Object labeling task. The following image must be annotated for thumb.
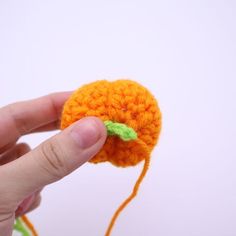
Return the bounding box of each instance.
[0,117,107,203]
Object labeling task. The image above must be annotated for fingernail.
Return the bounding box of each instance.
[70,118,102,149]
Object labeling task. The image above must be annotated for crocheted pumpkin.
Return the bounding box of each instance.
[61,79,161,167]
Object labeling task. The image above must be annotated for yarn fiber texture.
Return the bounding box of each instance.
[61,79,161,167]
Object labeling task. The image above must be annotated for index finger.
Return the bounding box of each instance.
[0,92,71,149]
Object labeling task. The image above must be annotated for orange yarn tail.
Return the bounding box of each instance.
[21,215,38,236]
[105,155,151,236]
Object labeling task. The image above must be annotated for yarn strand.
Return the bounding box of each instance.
[21,215,38,236]
[105,146,151,236]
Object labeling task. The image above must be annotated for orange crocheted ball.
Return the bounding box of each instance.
[60,79,161,167]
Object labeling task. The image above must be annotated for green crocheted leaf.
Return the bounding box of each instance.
[104,121,137,141]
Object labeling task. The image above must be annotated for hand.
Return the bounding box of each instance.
[0,92,107,236]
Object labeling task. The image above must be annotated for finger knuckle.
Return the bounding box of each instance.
[40,139,68,180]
[5,103,31,135]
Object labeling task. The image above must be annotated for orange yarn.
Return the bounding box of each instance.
[21,215,38,236]
[61,79,162,235]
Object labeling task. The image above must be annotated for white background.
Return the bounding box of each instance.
[1,0,236,235]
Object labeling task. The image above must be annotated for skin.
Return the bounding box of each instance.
[0,92,107,236]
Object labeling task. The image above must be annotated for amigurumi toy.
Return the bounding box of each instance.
[14,79,162,236]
